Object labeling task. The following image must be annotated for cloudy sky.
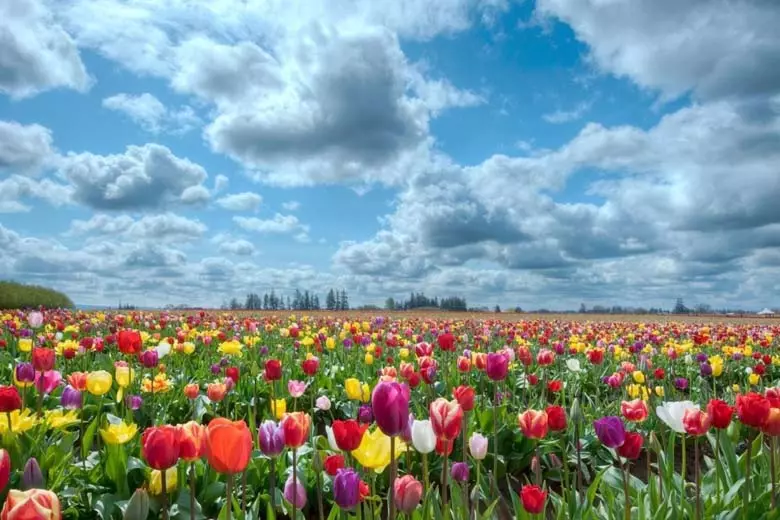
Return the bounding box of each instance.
[2,0,780,310]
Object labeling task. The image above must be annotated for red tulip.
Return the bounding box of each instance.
[323,454,345,476]
[452,386,475,412]
[302,358,319,376]
[371,381,411,437]
[264,359,282,381]
[536,349,555,366]
[547,380,562,393]
[706,399,734,429]
[117,330,142,355]
[617,432,644,459]
[178,421,206,462]
[225,367,240,384]
[457,356,471,373]
[0,386,22,413]
[621,399,649,423]
[0,449,10,492]
[31,348,54,372]
[141,425,181,470]
[1,489,60,520]
[682,409,711,436]
[518,410,548,439]
[520,485,547,514]
[737,392,771,429]
[766,388,780,409]
[545,405,567,431]
[282,412,311,448]
[437,332,455,352]
[429,398,463,441]
[332,420,368,451]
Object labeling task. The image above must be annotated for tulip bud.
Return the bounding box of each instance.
[22,457,44,489]
[123,488,150,520]
[530,455,540,476]
[570,397,583,424]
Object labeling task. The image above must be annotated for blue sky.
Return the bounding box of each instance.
[2,0,780,310]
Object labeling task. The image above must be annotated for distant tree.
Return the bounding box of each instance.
[340,290,349,310]
[385,297,396,310]
[229,298,241,310]
[326,289,336,310]
[494,305,501,313]
[674,298,688,314]
[579,303,587,313]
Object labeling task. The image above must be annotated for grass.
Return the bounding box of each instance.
[0,280,74,309]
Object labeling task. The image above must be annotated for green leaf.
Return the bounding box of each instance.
[479,498,500,520]
[95,493,120,520]
[81,415,99,459]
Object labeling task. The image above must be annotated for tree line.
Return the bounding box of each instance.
[384,292,468,311]
[226,288,350,311]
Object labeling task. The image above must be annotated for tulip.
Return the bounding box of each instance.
[22,457,44,489]
[429,398,463,440]
[358,405,374,424]
[281,412,311,448]
[469,433,488,460]
[545,405,567,431]
[411,419,436,454]
[142,425,181,470]
[324,454,345,476]
[593,416,626,448]
[656,401,698,433]
[271,398,286,420]
[315,396,331,411]
[258,420,285,457]
[85,371,112,396]
[351,427,407,472]
[118,330,143,355]
[345,378,363,400]
[682,409,711,436]
[31,347,55,372]
[1,489,61,520]
[205,418,252,474]
[394,475,423,514]
[452,385,475,412]
[518,410,549,440]
[520,484,547,514]
[288,380,307,398]
[736,392,771,429]
[617,432,644,460]
[621,399,649,423]
[27,311,43,328]
[0,449,9,492]
[178,421,206,462]
[264,359,282,381]
[101,422,139,445]
[184,384,199,400]
[371,381,411,437]
[14,363,35,385]
[124,488,150,520]
[207,382,227,403]
[763,408,780,436]
[140,350,159,368]
[149,467,178,495]
[302,357,319,376]
[485,352,509,381]
[451,462,469,482]
[332,419,369,452]
[284,474,307,508]
[333,468,361,510]
[0,386,22,414]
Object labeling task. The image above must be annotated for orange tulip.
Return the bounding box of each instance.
[178,421,206,462]
[518,410,548,439]
[1,489,60,520]
[282,412,311,448]
[67,372,88,392]
[205,418,252,474]
[207,382,227,403]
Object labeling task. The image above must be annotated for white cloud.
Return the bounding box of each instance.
[102,92,201,134]
[0,121,55,173]
[0,0,90,99]
[282,200,300,211]
[542,100,592,124]
[234,214,310,240]
[215,192,263,212]
[0,175,72,213]
[59,143,210,210]
[69,213,207,241]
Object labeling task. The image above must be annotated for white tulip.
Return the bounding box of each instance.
[656,401,698,433]
[411,419,436,454]
[325,426,340,451]
[155,341,171,358]
[566,359,582,373]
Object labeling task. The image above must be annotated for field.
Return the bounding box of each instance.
[1,308,779,519]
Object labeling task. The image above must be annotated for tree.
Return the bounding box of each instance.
[579,303,587,313]
[494,305,501,313]
[326,289,336,310]
[340,290,349,310]
[673,298,688,314]
[385,297,396,310]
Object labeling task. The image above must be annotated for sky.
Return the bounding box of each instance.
[1,0,780,311]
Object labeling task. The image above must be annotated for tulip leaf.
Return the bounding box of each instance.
[81,415,99,459]
[95,492,120,520]
[478,498,499,520]
[326,505,341,520]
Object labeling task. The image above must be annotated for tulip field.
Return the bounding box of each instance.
[2,310,780,519]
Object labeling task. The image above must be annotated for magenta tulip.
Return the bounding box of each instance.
[486,352,509,381]
[371,381,411,437]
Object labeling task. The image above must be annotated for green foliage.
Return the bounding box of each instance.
[0,280,74,309]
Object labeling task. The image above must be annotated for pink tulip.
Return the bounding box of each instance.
[288,380,307,398]
[371,381,411,437]
[34,370,62,394]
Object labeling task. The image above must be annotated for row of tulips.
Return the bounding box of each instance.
[1,309,780,519]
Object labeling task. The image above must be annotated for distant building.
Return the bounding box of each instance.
[757,308,776,316]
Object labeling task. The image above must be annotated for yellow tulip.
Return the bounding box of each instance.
[182,342,196,355]
[86,370,113,396]
[749,373,760,386]
[0,409,38,434]
[345,378,362,400]
[326,337,336,350]
[732,384,741,392]
[17,338,32,353]
[364,353,374,365]
[399,348,409,360]
[218,340,243,357]
[654,386,665,398]
[351,428,407,473]
[115,366,134,388]
[45,409,80,429]
[361,383,371,403]
[100,422,138,445]
[149,467,178,495]
[632,371,645,384]
[271,399,286,420]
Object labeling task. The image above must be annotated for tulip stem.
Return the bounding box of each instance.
[771,436,777,509]
[575,421,582,492]
[316,457,325,520]
[36,369,44,417]
[241,470,247,517]
[442,452,449,520]
[292,448,298,520]
[694,437,701,520]
[190,463,196,520]
[618,457,630,520]
[161,467,169,520]
[225,473,233,520]
[5,412,12,434]
[462,412,469,513]
[535,443,541,486]
[744,431,754,520]
[269,457,276,514]
[715,429,721,504]
[492,384,498,494]
[422,452,429,496]
[389,436,397,520]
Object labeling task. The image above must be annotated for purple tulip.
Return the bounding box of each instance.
[486,352,509,381]
[60,385,82,409]
[700,363,713,377]
[695,353,708,363]
[284,475,307,508]
[15,362,35,383]
[258,420,285,457]
[22,458,44,489]
[126,395,143,410]
[674,377,689,391]
[139,350,158,368]
[371,381,410,437]
[400,413,414,444]
[333,468,361,510]
[343,338,353,349]
[259,345,269,356]
[358,405,374,425]
[593,416,626,449]
[210,364,221,375]
[451,462,469,482]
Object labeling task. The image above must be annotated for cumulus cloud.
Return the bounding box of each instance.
[69,213,207,241]
[59,143,211,210]
[234,214,310,242]
[215,192,263,212]
[0,0,90,99]
[102,93,201,134]
[0,121,55,173]
[0,175,72,213]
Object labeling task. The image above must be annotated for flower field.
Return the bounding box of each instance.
[1,310,780,519]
